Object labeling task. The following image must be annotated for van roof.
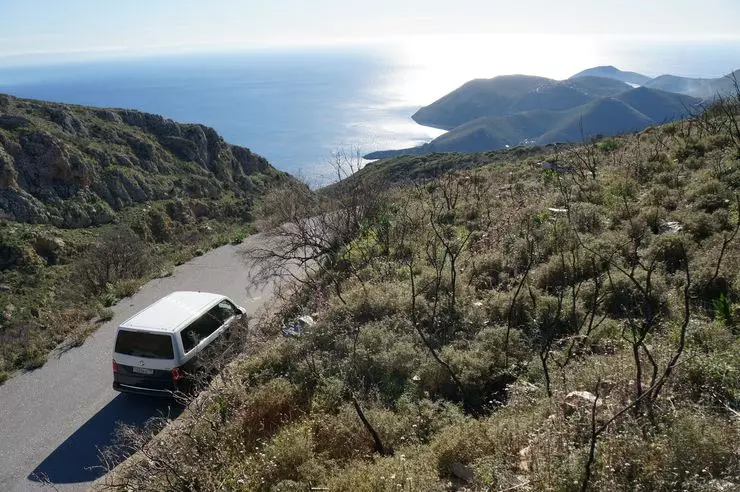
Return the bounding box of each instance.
[119,291,227,333]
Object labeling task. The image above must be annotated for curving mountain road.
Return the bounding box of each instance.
[0,235,277,491]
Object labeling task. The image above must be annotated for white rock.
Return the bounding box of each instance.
[563,390,601,415]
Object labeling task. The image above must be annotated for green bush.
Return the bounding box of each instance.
[648,234,688,274]
[666,411,738,481]
[238,378,305,446]
[598,139,621,152]
[469,253,504,290]
[329,283,405,325]
[22,351,46,370]
[674,139,707,160]
[231,229,248,244]
[690,179,731,213]
[97,307,114,321]
[683,211,717,241]
[326,453,441,491]
[485,291,532,329]
[259,422,322,485]
[713,293,732,325]
[311,405,377,461]
[354,320,421,402]
[570,202,604,234]
[430,419,494,476]
[602,272,667,320]
[679,347,739,407]
[148,207,174,242]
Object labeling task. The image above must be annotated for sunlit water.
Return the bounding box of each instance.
[0,35,738,184]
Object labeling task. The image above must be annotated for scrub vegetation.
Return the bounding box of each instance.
[0,94,291,378]
[104,85,740,491]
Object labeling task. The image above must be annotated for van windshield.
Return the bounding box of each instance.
[115,330,174,359]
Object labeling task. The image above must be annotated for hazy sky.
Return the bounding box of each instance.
[2,0,739,59]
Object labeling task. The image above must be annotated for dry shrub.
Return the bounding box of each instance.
[74,226,149,293]
[232,337,299,387]
[429,419,503,477]
[312,405,377,461]
[592,409,739,490]
[469,252,504,290]
[485,290,532,328]
[238,378,305,446]
[326,452,442,492]
[258,422,325,486]
[570,202,604,234]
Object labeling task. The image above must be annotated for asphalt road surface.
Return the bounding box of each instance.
[0,235,279,491]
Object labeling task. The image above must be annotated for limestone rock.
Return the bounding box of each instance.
[0,115,31,130]
[45,107,89,136]
[93,109,122,123]
[563,390,601,416]
[0,148,17,188]
[518,446,531,472]
[0,189,50,223]
[32,234,66,264]
[0,93,286,228]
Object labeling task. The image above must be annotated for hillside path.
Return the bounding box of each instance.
[0,235,276,491]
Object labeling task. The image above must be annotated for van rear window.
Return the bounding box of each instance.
[115,330,174,359]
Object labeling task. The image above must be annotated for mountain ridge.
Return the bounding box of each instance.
[367,66,740,159]
[0,93,289,227]
[367,85,701,159]
[570,65,652,85]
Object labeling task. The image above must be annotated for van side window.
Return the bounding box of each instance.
[215,300,237,322]
[181,324,201,353]
[180,304,233,353]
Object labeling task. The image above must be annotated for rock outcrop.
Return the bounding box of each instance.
[0,94,287,227]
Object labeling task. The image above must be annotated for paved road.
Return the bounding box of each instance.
[0,235,277,491]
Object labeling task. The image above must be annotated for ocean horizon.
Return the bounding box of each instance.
[1,36,738,184]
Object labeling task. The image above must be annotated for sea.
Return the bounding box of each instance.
[0,36,738,184]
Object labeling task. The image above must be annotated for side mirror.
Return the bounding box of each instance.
[239,306,247,316]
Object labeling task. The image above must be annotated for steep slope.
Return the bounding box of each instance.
[570,65,651,85]
[0,94,289,227]
[508,84,591,113]
[644,69,740,99]
[566,76,634,96]
[508,77,632,113]
[537,97,653,144]
[411,74,634,132]
[428,110,561,151]
[116,118,740,491]
[0,94,296,377]
[615,86,700,122]
[411,75,553,129]
[370,87,698,157]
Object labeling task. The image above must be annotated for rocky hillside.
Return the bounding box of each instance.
[0,93,287,227]
[0,94,293,378]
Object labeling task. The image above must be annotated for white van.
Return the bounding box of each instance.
[112,291,246,396]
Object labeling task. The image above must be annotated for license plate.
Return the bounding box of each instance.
[132,367,154,375]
